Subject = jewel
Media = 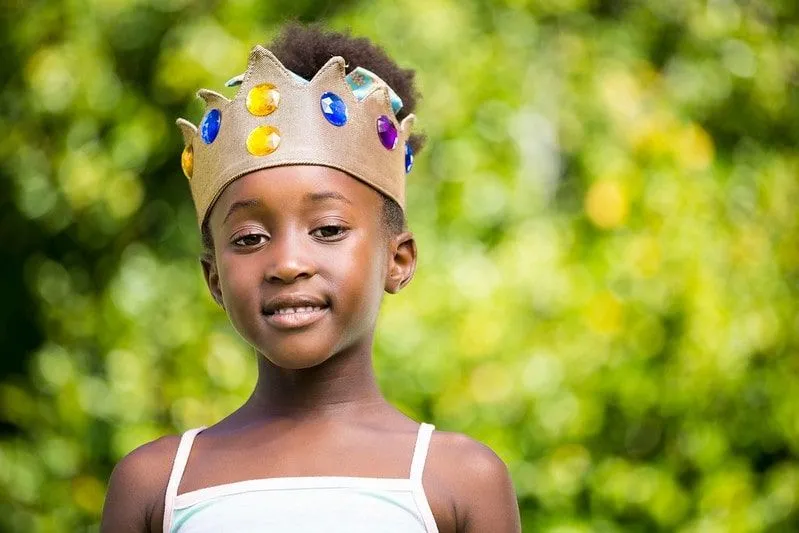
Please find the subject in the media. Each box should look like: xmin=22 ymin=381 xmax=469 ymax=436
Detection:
xmin=246 ymin=83 xmax=280 ymax=116
xmin=346 ymin=67 xmax=404 ymax=114
xmin=376 ymin=115 xmax=398 ymax=150
xmin=320 ymin=92 xmax=348 ymax=126
xmin=181 ymin=145 xmax=193 ymax=179
xmin=404 ymin=142 xmax=413 ymax=174
xmin=225 ymin=74 xmax=244 ymax=87
xmin=200 ymin=109 xmax=221 ymax=144
xmin=246 ymin=125 xmax=281 ymax=156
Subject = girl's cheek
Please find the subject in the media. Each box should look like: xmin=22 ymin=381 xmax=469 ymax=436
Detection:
xmin=219 ymin=264 xmax=247 ymax=293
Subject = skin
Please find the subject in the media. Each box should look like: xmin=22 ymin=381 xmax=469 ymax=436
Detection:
xmin=100 ymin=165 xmax=521 ymax=533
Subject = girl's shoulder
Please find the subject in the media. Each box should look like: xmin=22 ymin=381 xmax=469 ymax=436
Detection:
xmin=429 ymin=429 xmax=508 ymax=476
xmin=101 ymin=432 xmax=184 ymax=533
xmin=425 ymin=430 xmax=521 ymax=532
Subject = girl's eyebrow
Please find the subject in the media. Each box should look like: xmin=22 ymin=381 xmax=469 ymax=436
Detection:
xmin=304 ymin=191 xmax=352 ymax=205
xmin=223 ymin=191 xmax=352 ymax=224
xmin=223 ymin=198 xmax=262 ymax=224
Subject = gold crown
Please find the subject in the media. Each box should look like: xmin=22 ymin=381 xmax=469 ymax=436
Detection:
xmin=176 ymin=45 xmax=416 ymax=227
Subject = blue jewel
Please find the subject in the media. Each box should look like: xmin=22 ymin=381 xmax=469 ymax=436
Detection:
xmin=224 ymin=74 xmax=244 ymax=87
xmin=405 ymin=142 xmax=414 ymax=174
xmin=320 ymin=92 xmax=348 ymax=127
xmin=346 ymin=67 xmax=404 ymax=114
xmin=200 ymin=109 xmax=221 ymax=144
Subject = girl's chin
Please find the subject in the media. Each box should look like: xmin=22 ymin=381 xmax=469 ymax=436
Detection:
xmin=255 ymin=345 xmax=337 ymax=370
xmin=263 ymin=356 xmax=335 ymax=370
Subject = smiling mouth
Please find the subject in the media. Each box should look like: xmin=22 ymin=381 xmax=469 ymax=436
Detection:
xmin=267 ymin=306 xmax=325 ymax=316
xmin=263 ymin=305 xmax=329 ymax=329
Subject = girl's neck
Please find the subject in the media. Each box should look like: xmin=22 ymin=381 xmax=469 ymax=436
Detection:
xmin=242 ymin=339 xmax=389 ymax=421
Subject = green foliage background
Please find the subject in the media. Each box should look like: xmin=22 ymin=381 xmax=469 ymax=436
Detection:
xmin=1 ymin=0 xmax=798 ymax=531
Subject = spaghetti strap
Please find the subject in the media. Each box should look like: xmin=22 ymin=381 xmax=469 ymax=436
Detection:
xmin=162 ymin=427 xmax=206 ymax=533
xmin=409 ymin=423 xmax=435 ymax=483
xmin=409 ymin=423 xmax=439 ymax=532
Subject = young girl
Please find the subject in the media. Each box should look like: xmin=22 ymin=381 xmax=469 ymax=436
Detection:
xmin=100 ymin=24 xmax=521 ymax=533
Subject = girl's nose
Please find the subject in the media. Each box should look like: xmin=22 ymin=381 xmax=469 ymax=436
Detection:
xmin=265 ymin=230 xmax=315 ymax=284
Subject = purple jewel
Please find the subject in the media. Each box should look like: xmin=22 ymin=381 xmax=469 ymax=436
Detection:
xmin=376 ymin=115 xmax=398 ymax=150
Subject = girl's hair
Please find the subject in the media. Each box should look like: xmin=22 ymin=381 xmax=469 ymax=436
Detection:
xmin=201 ymin=23 xmax=423 ymax=252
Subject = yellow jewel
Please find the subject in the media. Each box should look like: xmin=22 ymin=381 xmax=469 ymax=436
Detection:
xmin=246 ymin=125 xmax=281 ymax=156
xmin=246 ymin=83 xmax=280 ymax=116
xmin=181 ymin=145 xmax=193 ymax=179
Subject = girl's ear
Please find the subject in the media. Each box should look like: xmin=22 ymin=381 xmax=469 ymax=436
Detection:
xmin=200 ymin=252 xmax=225 ymax=308
xmin=385 ymin=231 xmax=417 ymax=294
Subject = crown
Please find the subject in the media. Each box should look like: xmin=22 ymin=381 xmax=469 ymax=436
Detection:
xmin=176 ymin=45 xmax=416 ymax=228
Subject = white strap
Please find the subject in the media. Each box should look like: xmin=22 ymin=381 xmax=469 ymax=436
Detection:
xmin=409 ymin=423 xmax=435 ymax=483
xmin=162 ymin=427 xmax=206 ymax=533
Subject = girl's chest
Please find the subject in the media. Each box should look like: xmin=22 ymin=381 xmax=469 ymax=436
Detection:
xmin=171 ymin=432 xmax=458 ymax=532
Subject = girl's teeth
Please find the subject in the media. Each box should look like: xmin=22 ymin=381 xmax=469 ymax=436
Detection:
xmin=275 ymin=306 xmax=322 ymax=315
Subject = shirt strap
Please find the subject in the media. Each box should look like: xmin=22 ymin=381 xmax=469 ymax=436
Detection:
xmin=409 ymin=423 xmax=435 ymax=483
xmin=162 ymin=427 xmax=206 ymax=533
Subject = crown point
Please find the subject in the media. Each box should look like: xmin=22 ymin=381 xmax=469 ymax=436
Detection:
xmin=327 ymin=55 xmax=347 ymax=72
xmin=176 ymin=118 xmax=197 ymax=146
xmin=400 ymin=113 xmax=416 ymax=135
xmin=308 ymin=55 xmax=347 ymax=87
xmin=196 ymin=89 xmax=230 ymax=109
xmin=244 ymin=45 xmax=306 ymax=90
xmin=249 ymin=44 xmax=270 ymax=62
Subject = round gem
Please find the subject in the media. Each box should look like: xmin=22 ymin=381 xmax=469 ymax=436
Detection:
xmin=320 ymin=92 xmax=348 ymax=126
xmin=246 ymin=125 xmax=281 ymax=156
xmin=404 ymin=142 xmax=413 ymax=174
xmin=246 ymin=83 xmax=280 ymax=116
xmin=200 ymin=109 xmax=221 ymax=144
xmin=376 ymin=115 xmax=398 ymax=150
xmin=181 ymin=145 xmax=193 ymax=179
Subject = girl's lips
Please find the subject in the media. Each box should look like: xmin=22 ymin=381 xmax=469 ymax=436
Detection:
xmin=263 ymin=306 xmax=329 ymax=330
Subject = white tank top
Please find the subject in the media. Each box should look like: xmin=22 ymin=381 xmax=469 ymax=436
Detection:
xmin=162 ymin=423 xmax=439 ymax=533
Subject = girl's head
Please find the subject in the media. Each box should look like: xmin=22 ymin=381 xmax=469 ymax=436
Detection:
xmin=178 ymin=24 xmax=424 ymax=369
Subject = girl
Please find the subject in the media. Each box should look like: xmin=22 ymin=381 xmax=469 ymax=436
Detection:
xmin=101 ymin=23 xmax=521 ymax=533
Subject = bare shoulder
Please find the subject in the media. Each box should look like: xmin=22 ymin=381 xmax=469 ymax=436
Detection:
xmin=101 ymin=434 xmax=182 ymax=533
xmin=426 ymin=430 xmax=521 ymax=533
xmin=430 ymin=431 xmax=508 ymax=478
xmin=109 ymin=434 xmax=182 ymax=489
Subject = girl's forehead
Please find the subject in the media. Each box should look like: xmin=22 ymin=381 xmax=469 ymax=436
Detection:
xmin=210 ymin=165 xmax=382 ymax=222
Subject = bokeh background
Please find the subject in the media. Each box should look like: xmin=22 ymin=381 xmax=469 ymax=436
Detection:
xmin=1 ymin=0 xmax=798 ymax=531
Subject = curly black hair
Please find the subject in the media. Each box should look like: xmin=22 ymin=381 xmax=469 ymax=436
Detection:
xmin=201 ymin=23 xmax=422 ymax=253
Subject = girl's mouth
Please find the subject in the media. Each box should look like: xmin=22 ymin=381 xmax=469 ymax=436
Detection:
xmin=263 ymin=305 xmax=329 ymax=329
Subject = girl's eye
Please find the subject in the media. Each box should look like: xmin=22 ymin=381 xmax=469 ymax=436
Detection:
xmin=312 ymin=225 xmax=347 ymax=239
xmin=233 ymin=234 xmax=267 ymax=247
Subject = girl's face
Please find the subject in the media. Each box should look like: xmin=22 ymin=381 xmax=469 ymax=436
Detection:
xmin=201 ymin=165 xmax=416 ymax=369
